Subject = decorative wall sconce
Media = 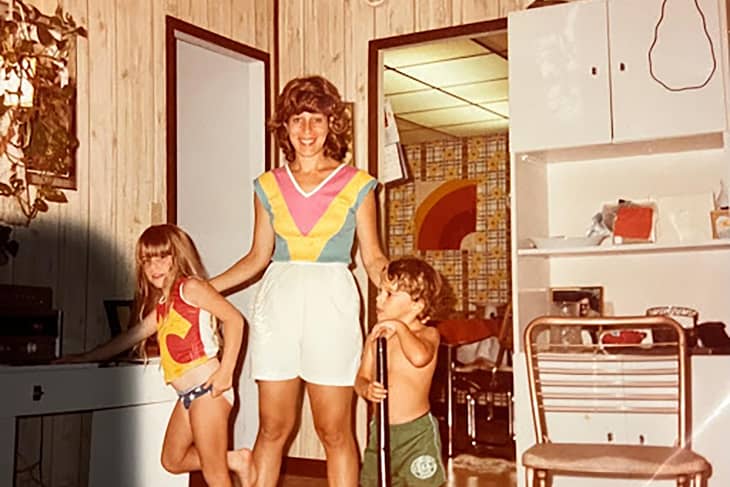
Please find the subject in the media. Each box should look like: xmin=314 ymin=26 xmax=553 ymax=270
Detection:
xmin=0 ymin=0 xmax=86 ymax=225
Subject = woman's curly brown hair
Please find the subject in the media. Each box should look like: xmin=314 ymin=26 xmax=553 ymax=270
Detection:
xmin=385 ymin=257 xmax=447 ymax=321
xmin=269 ymin=75 xmax=352 ymax=163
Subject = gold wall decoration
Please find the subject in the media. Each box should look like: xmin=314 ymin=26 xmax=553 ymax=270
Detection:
xmin=0 ymin=0 xmax=86 ymax=225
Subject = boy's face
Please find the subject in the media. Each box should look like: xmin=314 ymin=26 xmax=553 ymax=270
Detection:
xmin=376 ymin=277 xmax=421 ymax=322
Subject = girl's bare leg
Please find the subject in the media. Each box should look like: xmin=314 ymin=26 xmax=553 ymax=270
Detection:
xmin=307 ymin=383 xmax=358 ymax=487
xmin=160 ymin=396 xmax=255 ymax=486
xmin=251 ymin=378 xmax=301 ymax=487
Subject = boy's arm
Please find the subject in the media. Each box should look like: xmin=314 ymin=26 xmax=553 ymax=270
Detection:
xmin=355 ymin=329 xmax=387 ymax=402
xmin=387 ymin=320 xmax=440 ymax=368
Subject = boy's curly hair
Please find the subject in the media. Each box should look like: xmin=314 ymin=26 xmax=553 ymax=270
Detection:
xmin=268 ymin=75 xmax=352 ymax=163
xmin=385 ymin=257 xmax=449 ymax=321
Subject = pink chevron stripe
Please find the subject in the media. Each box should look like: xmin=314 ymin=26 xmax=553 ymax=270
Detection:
xmin=273 ymin=165 xmax=357 ymax=235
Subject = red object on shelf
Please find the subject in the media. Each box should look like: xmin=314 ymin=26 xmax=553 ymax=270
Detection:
xmin=613 ymin=206 xmax=654 ymax=241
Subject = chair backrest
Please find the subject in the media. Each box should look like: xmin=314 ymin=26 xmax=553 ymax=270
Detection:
xmin=523 ymin=315 xmax=689 ymax=447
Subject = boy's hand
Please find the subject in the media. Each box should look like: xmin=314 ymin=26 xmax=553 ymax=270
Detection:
xmin=368 ymin=320 xmax=401 ymax=341
xmin=204 ymin=366 xmax=233 ymax=398
xmin=363 ymin=380 xmax=387 ymax=403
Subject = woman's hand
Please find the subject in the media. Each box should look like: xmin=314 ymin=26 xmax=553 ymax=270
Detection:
xmin=204 ymin=365 xmax=233 ymax=398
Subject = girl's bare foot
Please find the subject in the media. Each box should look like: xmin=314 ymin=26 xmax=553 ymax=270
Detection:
xmin=228 ymin=448 xmax=256 ymax=487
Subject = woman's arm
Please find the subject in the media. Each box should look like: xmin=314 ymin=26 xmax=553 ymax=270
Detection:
xmin=56 ymin=311 xmax=157 ymax=363
xmin=209 ymin=194 xmax=275 ymax=293
xmin=183 ymin=278 xmax=244 ymax=395
xmin=355 ymin=190 xmax=389 ymax=287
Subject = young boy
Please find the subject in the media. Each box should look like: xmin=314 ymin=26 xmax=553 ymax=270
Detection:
xmin=356 ymin=257 xmax=446 ymax=486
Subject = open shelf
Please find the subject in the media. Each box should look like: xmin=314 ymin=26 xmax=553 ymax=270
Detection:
xmin=517 ymin=239 xmax=730 ymax=257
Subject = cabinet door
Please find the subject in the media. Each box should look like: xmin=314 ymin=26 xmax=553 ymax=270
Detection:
xmin=508 ymin=0 xmax=612 ymax=152
xmin=609 ymin=0 xmax=726 ymax=142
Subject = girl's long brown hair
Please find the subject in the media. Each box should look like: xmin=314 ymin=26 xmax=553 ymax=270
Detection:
xmin=130 ymin=224 xmax=209 ymax=357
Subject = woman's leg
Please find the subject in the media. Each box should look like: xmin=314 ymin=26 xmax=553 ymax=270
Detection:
xmin=252 ymin=378 xmax=302 ymax=487
xmin=160 ymin=396 xmax=254 ymax=486
xmin=307 ymin=383 xmax=358 ymax=486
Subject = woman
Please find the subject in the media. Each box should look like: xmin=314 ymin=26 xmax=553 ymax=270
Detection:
xmin=210 ymin=75 xmax=389 ymax=487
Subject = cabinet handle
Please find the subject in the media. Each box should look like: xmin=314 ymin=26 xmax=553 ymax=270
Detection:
xmin=619 ymin=62 xmax=626 ymax=72
xmin=591 ymin=66 xmax=598 ymax=76
xmin=607 ymin=432 xmax=613 ymax=442
xmin=639 ymin=434 xmax=645 ymax=445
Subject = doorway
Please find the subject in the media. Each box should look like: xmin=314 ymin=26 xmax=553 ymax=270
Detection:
xmin=368 ymin=18 xmax=514 ymax=464
xmin=164 ymin=16 xmax=270 ymax=479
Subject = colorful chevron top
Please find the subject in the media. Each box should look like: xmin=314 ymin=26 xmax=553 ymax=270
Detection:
xmin=254 ymin=164 xmax=377 ymax=263
xmin=156 ymin=278 xmax=218 ymax=383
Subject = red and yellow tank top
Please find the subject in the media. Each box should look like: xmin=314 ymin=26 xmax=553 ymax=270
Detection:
xmin=156 ymin=278 xmax=219 ymax=383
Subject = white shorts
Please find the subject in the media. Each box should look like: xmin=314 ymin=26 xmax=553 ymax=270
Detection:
xmin=250 ymin=261 xmax=363 ymax=386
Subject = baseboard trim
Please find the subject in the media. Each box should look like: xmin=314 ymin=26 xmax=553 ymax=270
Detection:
xmin=281 ymin=456 xmax=327 ymax=478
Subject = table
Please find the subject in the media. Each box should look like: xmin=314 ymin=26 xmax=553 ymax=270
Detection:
xmin=0 ymin=360 xmax=186 ymax=487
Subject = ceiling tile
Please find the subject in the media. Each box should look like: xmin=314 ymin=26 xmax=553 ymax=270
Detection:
xmin=387 ymin=89 xmax=465 ymax=113
xmin=445 ymin=79 xmax=508 ymax=103
xmin=383 ymin=38 xmax=488 ymax=68
xmin=399 ymin=104 xmax=503 ymax=127
xmin=437 ymin=119 xmax=510 ymax=137
xmin=398 ymin=54 xmax=507 ymax=88
xmin=383 ymin=69 xmax=428 ymax=95
xmin=480 ymin=100 xmax=509 ymax=117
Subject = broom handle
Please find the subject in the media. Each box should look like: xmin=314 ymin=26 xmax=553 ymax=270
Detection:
xmin=376 ymin=336 xmax=391 ymax=487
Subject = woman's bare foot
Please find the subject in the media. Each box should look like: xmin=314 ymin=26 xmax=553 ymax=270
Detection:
xmin=228 ymin=448 xmax=256 ymax=487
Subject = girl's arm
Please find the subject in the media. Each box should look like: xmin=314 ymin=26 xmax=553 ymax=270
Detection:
xmin=56 ymin=311 xmax=157 ymax=363
xmin=375 ymin=320 xmax=440 ymax=368
xmin=183 ymin=278 xmax=244 ymax=395
xmin=355 ymin=190 xmax=389 ymax=288
xmin=209 ymin=194 xmax=275 ymax=293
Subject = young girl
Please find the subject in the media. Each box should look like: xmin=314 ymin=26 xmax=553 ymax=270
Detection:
xmin=59 ymin=224 xmax=255 ymax=487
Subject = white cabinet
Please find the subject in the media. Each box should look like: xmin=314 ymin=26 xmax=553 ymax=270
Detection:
xmin=509 ymin=0 xmax=726 ymax=153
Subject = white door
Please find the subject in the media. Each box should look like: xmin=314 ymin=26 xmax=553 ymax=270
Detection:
xmin=608 ymin=0 xmax=726 ymax=142
xmin=508 ymin=0 xmax=612 ymax=152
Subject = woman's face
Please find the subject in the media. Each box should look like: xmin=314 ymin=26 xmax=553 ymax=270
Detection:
xmin=285 ymin=111 xmax=329 ymax=159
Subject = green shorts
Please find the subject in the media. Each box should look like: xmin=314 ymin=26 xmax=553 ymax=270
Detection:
xmin=360 ymin=412 xmax=446 ymax=487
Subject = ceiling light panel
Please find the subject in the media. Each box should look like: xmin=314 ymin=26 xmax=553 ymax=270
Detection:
xmin=438 ymin=119 xmax=509 ymax=137
xmin=398 ymin=55 xmax=508 ymax=88
xmin=387 ymin=89 xmax=466 ymax=113
xmin=445 ymin=79 xmax=509 ymax=103
xmin=383 ymin=69 xmax=429 ymax=95
xmin=399 ymin=104 xmax=502 ymax=127
xmin=479 ymin=100 xmax=509 ymax=117
xmin=383 ymin=38 xmax=487 ymax=68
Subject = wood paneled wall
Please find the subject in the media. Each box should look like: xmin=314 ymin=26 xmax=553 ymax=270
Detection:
xmin=277 ymin=0 xmax=533 ymax=461
xmin=7 ymin=2 xmax=273 ymax=486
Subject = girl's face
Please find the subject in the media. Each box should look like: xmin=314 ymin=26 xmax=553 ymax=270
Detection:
xmin=142 ymin=254 xmax=174 ymax=291
xmin=376 ymin=277 xmax=419 ymax=322
xmin=285 ymin=111 xmax=329 ymax=159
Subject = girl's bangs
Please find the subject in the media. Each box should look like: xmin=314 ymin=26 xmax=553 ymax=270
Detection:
xmin=138 ymin=233 xmax=172 ymax=262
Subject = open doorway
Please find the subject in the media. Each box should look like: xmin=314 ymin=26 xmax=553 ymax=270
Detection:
xmin=368 ymin=18 xmax=514 ymax=468
xmin=165 ymin=17 xmax=270 ymax=485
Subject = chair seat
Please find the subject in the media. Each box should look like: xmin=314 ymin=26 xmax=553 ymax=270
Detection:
xmin=523 ymin=443 xmax=711 ymax=478
xmin=437 ymin=318 xmax=501 ymax=347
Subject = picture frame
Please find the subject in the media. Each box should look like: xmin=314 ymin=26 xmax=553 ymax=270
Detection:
xmin=550 ymin=286 xmax=604 ymax=317
xmin=710 ymin=209 xmax=730 ymax=239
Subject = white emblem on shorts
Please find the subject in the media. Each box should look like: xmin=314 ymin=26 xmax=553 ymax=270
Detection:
xmin=410 ymin=454 xmax=437 ymax=479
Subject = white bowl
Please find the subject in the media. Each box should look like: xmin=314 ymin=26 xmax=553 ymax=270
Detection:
xmin=529 ymin=234 xmax=607 ymax=249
